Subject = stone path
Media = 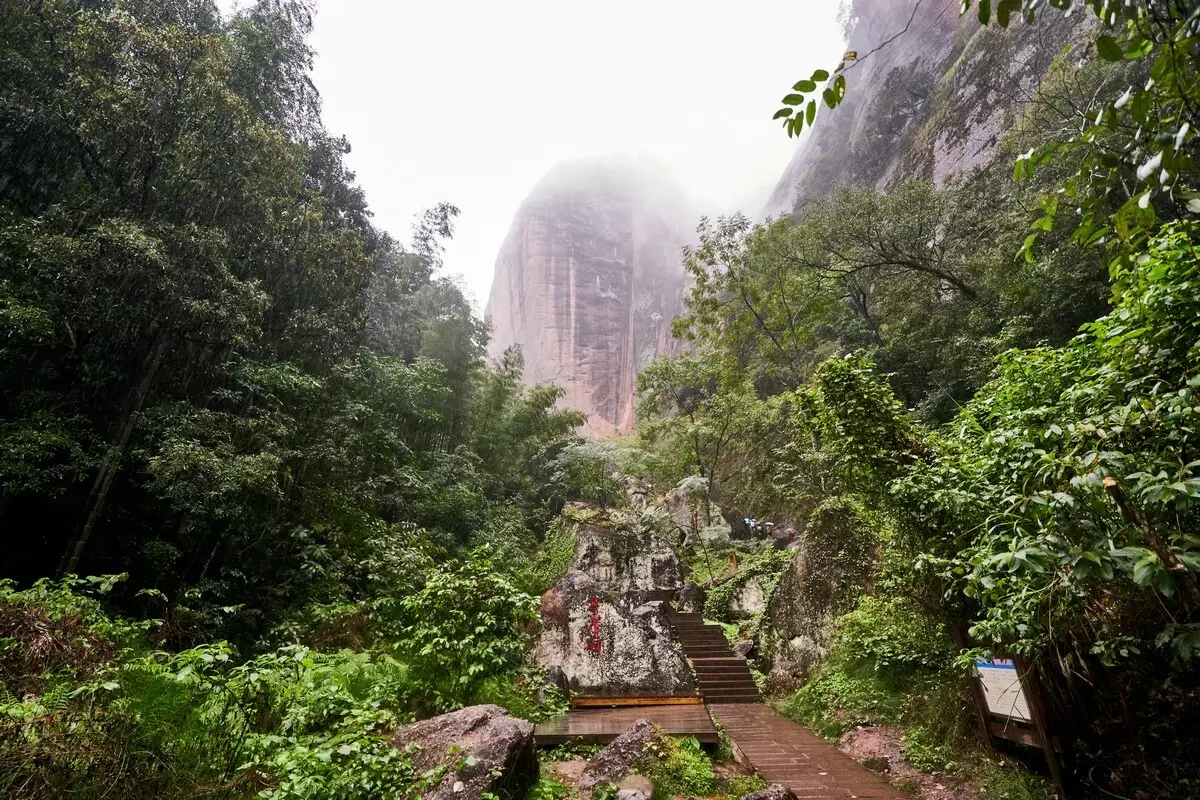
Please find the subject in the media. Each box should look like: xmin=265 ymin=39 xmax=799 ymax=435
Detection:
xmin=709 ymin=704 xmax=910 ymax=799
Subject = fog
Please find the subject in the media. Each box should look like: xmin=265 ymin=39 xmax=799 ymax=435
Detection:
xmin=227 ymin=0 xmax=845 ymax=307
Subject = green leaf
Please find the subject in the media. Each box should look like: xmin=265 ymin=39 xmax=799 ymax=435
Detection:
xmin=773 ymin=108 xmax=793 ymax=120
xmin=833 ymin=74 xmax=846 ymax=99
xmin=782 ymin=93 xmax=805 ymax=106
xmin=806 ymin=99 xmax=817 ymax=126
xmin=822 ymin=88 xmax=839 ymax=109
xmin=810 ymin=68 xmax=830 ymax=82
xmin=1096 ymin=35 xmax=1124 ymax=62
xmin=977 ymin=0 xmax=992 ymax=25
xmin=792 ymin=79 xmax=817 ymax=92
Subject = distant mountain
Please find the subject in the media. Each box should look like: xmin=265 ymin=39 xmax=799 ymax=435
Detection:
xmin=485 ymin=156 xmax=695 ymax=437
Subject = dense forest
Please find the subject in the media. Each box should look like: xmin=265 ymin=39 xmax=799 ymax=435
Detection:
xmin=1 ymin=1 xmax=1198 ymax=799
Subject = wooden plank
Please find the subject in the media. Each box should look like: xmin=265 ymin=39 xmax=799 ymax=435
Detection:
xmin=987 ymin=720 xmax=1040 ymax=748
xmin=572 ymin=695 xmax=703 ymax=708
xmin=534 ymin=705 xmax=718 ymax=747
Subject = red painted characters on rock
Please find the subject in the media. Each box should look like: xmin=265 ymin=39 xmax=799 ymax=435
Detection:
xmin=585 ymin=595 xmax=602 ymax=655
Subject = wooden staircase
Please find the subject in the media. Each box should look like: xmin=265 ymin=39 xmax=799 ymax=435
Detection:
xmin=670 ymin=612 xmax=761 ymax=704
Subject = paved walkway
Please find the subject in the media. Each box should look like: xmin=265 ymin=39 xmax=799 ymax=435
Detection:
xmin=708 ymin=704 xmax=909 ymax=799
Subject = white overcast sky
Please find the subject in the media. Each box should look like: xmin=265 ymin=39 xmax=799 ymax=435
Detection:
xmin=223 ymin=0 xmax=845 ymax=308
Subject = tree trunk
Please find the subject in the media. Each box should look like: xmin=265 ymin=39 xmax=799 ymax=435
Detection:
xmin=58 ymin=333 xmax=168 ymax=576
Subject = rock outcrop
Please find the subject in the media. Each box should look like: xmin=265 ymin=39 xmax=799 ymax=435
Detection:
xmin=570 ymin=522 xmax=683 ymax=598
xmin=485 ymin=156 xmax=694 ymax=437
xmin=535 ymin=570 xmax=694 ymax=697
xmin=535 ymin=514 xmax=694 ymax=697
xmin=762 ymin=0 xmax=1092 ymax=217
xmin=756 ymin=499 xmax=877 ymax=685
xmin=388 ymin=705 xmax=538 ymax=800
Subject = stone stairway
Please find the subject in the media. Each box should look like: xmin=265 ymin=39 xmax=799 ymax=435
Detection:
xmin=670 ymin=612 xmax=761 ymax=704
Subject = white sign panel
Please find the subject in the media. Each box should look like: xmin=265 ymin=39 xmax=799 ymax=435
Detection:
xmin=975 ymin=659 xmax=1031 ymax=722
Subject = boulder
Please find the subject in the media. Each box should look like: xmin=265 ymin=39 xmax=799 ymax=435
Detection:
xmin=729 ymin=578 xmax=767 ymax=619
xmin=756 ymin=498 xmax=877 ymax=680
xmin=571 ymin=523 xmax=683 ymax=596
xmin=615 ymin=774 xmax=654 ymax=800
xmin=388 ymin=705 xmax=537 ymax=800
xmin=662 ymin=484 xmax=726 ymax=539
xmin=535 ymin=571 xmax=695 ymax=696
xmin=732 ymin=640 xmax=755 ymax=660
xmin=579 ymin=719 xmax=664 ymax=790
xmin=740 ymin=784 xmax=796 ymax=800
xmin=678 ymin=581 xmax=706 ymax=614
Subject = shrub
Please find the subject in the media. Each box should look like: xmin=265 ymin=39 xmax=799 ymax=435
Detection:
xmin=638 ymin=734 xmax=716 ymax=799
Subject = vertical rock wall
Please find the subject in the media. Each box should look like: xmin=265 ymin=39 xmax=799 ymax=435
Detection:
xmin=485 ymin=157 xmax=692 ymax=437
xmin=762 ymin=0 xmax=1092 ymax=217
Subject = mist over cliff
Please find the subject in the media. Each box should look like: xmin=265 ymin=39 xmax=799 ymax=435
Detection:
xmin=484 ymin=1 xmax=1093 ymax=437
xmin=484 ymin=156 xmax=696 ymax=437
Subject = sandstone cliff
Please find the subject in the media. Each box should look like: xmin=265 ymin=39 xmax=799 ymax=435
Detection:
xmin=763 ymin=0 xmax=1091 ymax=217
xmin=485 ymin=157 xmax=693 ymax=437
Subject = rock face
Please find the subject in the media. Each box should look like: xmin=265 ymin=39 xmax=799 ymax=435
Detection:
xmin=535 ymin=515 xmax=694 ymax=697
xmin=535 ymin=570 xmax=694 ymax=697
xmin=485 ymin=156 xmax=693 ymax=437
xmin=757 ymin=499 xmax=877 ymax=685
xmin=388 ymin=705 xmax=537 ymax=800
xmin=762 ymin=0 xmax=1091 ymax=217
xmin=570 ymin=522 xmax=683 ymax=597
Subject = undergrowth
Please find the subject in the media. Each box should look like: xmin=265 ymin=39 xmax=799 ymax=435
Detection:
xmin=777 ymin=591 xmax=1053 ymax=799
xmin=637 ymin=734 xmax=716 ymax=799
xmin=0 ymin=575 xmax=556 ymax=799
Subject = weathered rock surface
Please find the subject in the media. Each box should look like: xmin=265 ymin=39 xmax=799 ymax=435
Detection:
xmin=740 ymin=784 xmax=796 ymax=800
xmin=756 ymin=500 xmax=877 ymax=683
xmin=678 ymin=581 xmax=706 ymax=614
xmin=579 ymin=719 xmax=664 ymax=790
xmin=485 ymin=156 xmax=694 ymax=437
xmin=535 ymin=570 xmax=694 ymax=696
xmin=570 ymin=522 xmax=683 ymax=597
xmin=729 ymin=578 xmax=767 ymax=620
xmin=615 ymin=774 xmax=655 ymax=800
xmin=388 ymin=704 xmax=537 ymax=800
xmin=762 ymin=0 xmax=1092 ymax=217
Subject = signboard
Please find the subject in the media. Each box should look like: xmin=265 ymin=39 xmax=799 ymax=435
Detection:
xmin=975 ymin=658 xmax=1031 ymax=722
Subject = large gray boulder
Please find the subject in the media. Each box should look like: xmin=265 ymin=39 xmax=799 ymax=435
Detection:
xmin=388 ymin=705 xmax=537 ymax=800
xmin=579 ymin=719 xmax=664 ymax=790
xmin=756 ymin=498 xmax=877 ymax=683
xmin=570 ymin=523 xmax=683 ymax=596
xmin=535 ymin=571 xmax=695 ymax=696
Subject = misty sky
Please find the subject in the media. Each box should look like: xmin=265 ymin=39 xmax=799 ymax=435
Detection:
xmin=227 ymin=0 xmax=846 ymax=308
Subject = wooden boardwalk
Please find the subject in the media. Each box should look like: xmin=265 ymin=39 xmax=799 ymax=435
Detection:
xmin=533 ymin=704 xmax=718 ymax=746
xmin=709 ymin=704 xmax=909 ymax=799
